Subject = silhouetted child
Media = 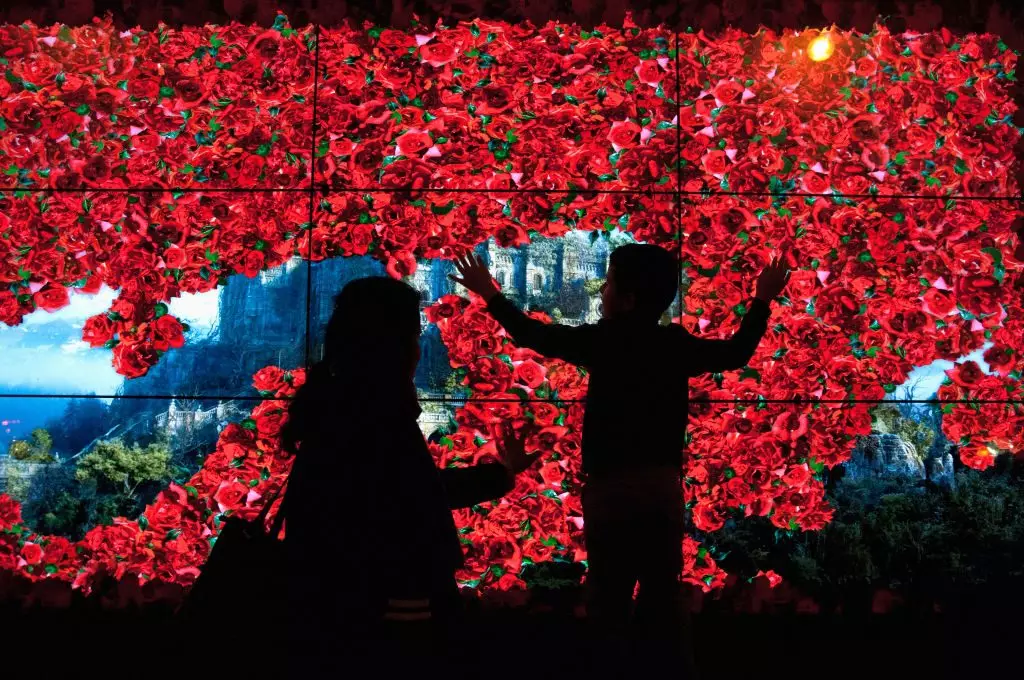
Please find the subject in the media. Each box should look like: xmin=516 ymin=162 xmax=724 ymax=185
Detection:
xmin=453 ymin=244 xmax=789 ymax=676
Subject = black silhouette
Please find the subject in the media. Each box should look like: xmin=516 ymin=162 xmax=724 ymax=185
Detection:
xmin=453 ymin=244 xmax=789 ymax=676
xmin=281 ymin=277 xmax=538 ymax=675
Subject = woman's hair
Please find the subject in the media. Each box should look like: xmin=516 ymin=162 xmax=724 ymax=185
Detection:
xmin=282 ymin=277 xmax=422 ymax=455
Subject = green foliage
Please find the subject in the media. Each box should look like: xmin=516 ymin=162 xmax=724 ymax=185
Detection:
xmin=582 ymin=278 xmax=605 ymax=296
xmin=871 ymin=404 xmax=935 ymax=454
xmin=74 ymin=437 xmax=172 ymax=499
xmin=8 ymin=428 xmax=56 ymax=462
xmin=710 ymin=466 xmax=1024 ymax=605
xmin=37 ymin=490 xmax=88 ymax=536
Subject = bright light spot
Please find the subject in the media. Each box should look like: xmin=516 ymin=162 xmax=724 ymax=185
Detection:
xmin=808 ymin=34 xmax=834 ymax=62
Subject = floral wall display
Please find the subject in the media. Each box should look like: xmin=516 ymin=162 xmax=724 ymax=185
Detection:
xmin=0 ymin=14 xmax=1021 ymax=597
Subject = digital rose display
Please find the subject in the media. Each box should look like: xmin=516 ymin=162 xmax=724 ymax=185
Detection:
xmin=0 ymin=15 xmax=1022 ymax=597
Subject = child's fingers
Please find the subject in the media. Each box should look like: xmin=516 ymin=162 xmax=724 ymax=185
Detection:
xmin=448 ymin=274 xmax=465 ymax=286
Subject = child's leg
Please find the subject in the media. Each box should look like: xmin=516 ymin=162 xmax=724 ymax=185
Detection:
xmin=633 ymin=477 xmax=698 ymax=678
xmin=582 ymin=482 xmax=640 ymax=676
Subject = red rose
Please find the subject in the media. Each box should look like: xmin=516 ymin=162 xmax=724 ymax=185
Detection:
xmin=152 ymin=315 xmax=185 ymax=351
xmin=478 ymin=86 xmax=513 ymax=114
xmin=0 ymin=291 xmax=24 ymax=325
xmin=635 ymin=60 xmax=662 ymax=85
xmin=960 ymin=446 xmax=996 ymax=471
xmin=702 ymin=150 xmax=729 ymax=175
xmin=0 ymin=495 xmax=22 ymax=530
xmin=982 ymin=346 xmax=1014 ymax=374
xmin=241 ymin=250 xmax=266 ymax=278
xmin=513 ymin=360 xmax=547 ymax=390
xmin=112 ymin=343 xmax=158 ymax=378
xmin=396 ymin=130 xmax=433 ymax=158
xmin=21 ymin=542 xmax=43 ymax=565
xmin=714 ymin=206 xmax=756 ymax=233
xmin=82 ymin=315 xmax=115 ymax=348
xmin=465 ymin=356 xmax=512 ymax=393
xmin=854 ymin=57 xmax=877 ymax=76
xmin=385 ymin=251 xmax=417 ymax=278
xmin=496 ymin=224 xmax=530 ymax=248
xmin=782 ymin=464 xmax=812 ymax=487
xmin=163 ymin=247 xmax=187 ymax=270
xmin=419 ymin=42 xmax=457 ymax=67
xmin=922 ymin=288 xmax=956 ymax=316
xmin=949 ymin=361 xmax=984 ymax=387
xmin=255 ymin=409 xmax=287 ymax=437
xmin=693 ymin=500 xmax=726 ymax=531
xmin=607 ymin=121 xmax=642 ymax=149
xmin=173 ymin=77 xmax=206 ymax=106
xmin=801 ymin=172 xmax=830 ymax=194
xmin=237 ymin=155 xmax=266 ymax=187
xmin=213 ymin=481 xmax=249 ymax=512
xmin=529 ymin=402 xmax=560 ymax=427
xmin=712 ymin=80 xmax=744 ymax=106
xmin=252 ymin=366 xmax=286 ymax=393
xmin=33 ymin=284 xmax=70 ymax=313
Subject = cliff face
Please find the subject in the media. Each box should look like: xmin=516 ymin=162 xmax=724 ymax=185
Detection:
xmin=844 ymin=404 xmax=955 ymax=488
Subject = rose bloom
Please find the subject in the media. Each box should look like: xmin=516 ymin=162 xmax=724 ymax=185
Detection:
xmin=21 ymin=542 xmax=43 ymax=565
xmin=634 ymin=59 xmax=663 ymax=85
xmin=396 ymin=130 xmax=433 ymax=158
xmin=702 ymin=150 xmax=729 ymax=175
xmin=33 ymin=284 xmax=70 ymax=313
xmin=607 ymin=121 xmax=642 ymax=149
xmin=513 ymin=359 xmax=547 ymax=390
xmin=420 ymin=41 xmax=457 ymax=67
xmin=252 ymin=366 xmax=287 ymax=393
xmin=0 ymin=495 xmax=22 ymax=530
xmin=152 ymin=315 xmax=185 ymax=351
xmin=0 ymin=291 xmax=25 ymax=326
xmin=82 ymin=315 xmax=116 ymax=348
xmin=112 ymin=342 xmax=159 ymax=379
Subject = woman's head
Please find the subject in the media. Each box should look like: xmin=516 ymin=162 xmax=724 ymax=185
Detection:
xmin=282 ymin=277 xmax=422 ymax=456
xmin=323 ymin=277 xmax=422 ymax=380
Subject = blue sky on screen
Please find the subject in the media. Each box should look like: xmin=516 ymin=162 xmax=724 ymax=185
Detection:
xmin=0 ymin=284 xmax=220 ymax=394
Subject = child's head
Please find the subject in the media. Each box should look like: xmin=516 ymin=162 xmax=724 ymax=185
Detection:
xmin=601 ymin=244 xmax=678 ymax=322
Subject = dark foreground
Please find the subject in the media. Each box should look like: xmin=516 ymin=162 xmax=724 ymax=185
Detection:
xmin=3 ymin=603 xmax=1012 ymax=679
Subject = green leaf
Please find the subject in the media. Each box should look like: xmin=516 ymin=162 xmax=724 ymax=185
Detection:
xmin=982 ymin=247 xmax=1003 ymax=265
xmin=624 ymin=78 xmax=636 ymax=93
xmin=431 ymin=200 xmax=457 ymax=215
xmin=210 ymin=34 xmax=224 ymax=49
xmin=154 ymin=302 xmax=168 ymax=318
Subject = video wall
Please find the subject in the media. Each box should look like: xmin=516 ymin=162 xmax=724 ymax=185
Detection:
xmin=1 ymin=14 xmax=1022 ymax=602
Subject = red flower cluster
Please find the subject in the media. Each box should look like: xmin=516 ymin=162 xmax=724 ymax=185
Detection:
xmin=1 ymin=16 xmax=1023 ymax=595
xmin=316 ymin=18 xmax=679 ymax=191
xmin=0 ymin=191 xmax=309 ymax=377
xmin=0 ymin=17 xmax=313 ymax=190
xmin=0 ymin=369 xmax=304 ymax=591
xmin=683 ymin=26 xmax=1019 ymax=197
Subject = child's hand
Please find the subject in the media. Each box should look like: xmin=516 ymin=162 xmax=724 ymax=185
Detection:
xmin=495 ymin=422 xmax=539 ymax=475
xmin=450 ymin=253 xmax=501 ymax=302
xmin=754 ymin=255 xmax=791 ymax=303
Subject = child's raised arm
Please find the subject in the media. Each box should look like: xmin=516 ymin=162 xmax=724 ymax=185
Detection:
xmin=681 ymin=256 xmax=790 ymax=376
xmin=450 ymin=253 xmax=601 ymax=367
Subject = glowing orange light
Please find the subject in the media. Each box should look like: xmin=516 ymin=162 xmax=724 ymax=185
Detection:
xmin=808 ymin=33 xmax=834 ymax=62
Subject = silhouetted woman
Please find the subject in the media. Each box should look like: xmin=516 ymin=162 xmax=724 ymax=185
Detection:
xmin=281 ymin=277 xmax=535 ymax=676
